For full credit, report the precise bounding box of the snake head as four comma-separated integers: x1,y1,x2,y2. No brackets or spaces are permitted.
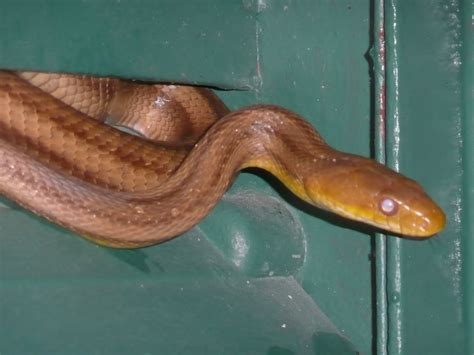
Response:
302,153,446,237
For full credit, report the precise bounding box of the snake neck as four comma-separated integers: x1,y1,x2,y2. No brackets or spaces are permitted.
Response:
237,105,329,204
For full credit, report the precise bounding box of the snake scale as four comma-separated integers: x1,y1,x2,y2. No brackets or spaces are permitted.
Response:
0,71,445,247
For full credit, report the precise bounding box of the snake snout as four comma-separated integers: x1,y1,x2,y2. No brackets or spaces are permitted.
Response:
396,191,446,237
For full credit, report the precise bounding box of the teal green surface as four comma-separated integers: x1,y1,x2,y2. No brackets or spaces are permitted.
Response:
0,211,357,355
0,0,470,354
461,0,473,352
384,0,471,354
0,1,366,353
241,2,375,353
0,0,258,88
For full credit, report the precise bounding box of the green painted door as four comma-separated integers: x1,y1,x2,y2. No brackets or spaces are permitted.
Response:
0,1,471,354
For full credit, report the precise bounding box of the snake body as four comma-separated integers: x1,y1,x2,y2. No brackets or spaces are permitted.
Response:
0,71,445,247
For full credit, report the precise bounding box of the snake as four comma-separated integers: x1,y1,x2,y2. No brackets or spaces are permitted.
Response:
0,71,445,248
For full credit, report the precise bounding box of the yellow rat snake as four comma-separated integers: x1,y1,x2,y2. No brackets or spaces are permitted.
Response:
0,71,445,248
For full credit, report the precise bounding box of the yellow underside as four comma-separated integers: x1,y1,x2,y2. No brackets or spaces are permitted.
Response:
241,159,312,204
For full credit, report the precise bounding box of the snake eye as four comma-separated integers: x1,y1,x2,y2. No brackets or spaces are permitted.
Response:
379,197,398,216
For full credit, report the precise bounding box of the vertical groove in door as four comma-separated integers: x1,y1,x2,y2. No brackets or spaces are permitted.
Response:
373,0,388,354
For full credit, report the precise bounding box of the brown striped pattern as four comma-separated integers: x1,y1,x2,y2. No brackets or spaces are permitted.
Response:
1,73,188,191
18,71,229,144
